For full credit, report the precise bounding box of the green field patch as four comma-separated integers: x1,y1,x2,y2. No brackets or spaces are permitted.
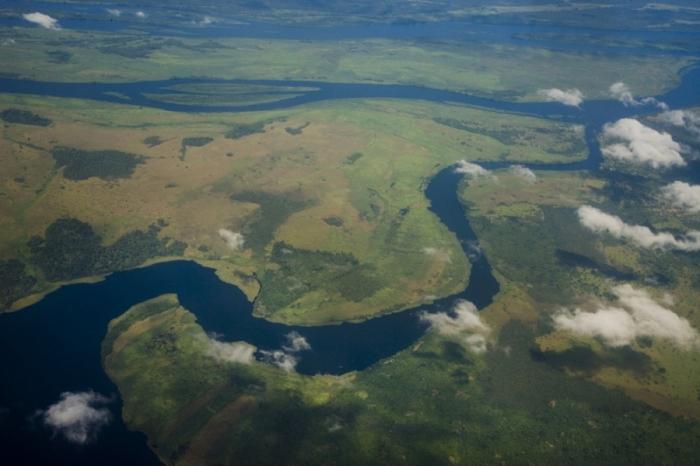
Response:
0,259,37,309
50,146,145,181
46,50,71,64
101,295,178,359
434,117,585,159
555,249,637,281
143,135,165,147
179,136,214,160
27,217,186,282
531,343,656,377
1,108,52,126
182,137,214,147
256,242,383,314
285,122,310,135
230,191,310,252
96,37,165,58
225,121,268,139
343,152,363,165
322,216,344,227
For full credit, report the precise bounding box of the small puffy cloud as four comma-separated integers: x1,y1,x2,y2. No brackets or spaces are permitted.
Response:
662,181,700,213
199,16,215,25
106,8,121,17
22,12,60,30
259,350,298,372
600,118,686,168
553,284,699,349
421,300,491,353
206,338,256,364
609,82,667,109
454,160,490,178
41,391,112,444
653,110,700,139
510,164,537,183
259,332,311,371
609,82,636,106
578,205,700,251
282,331,311,353
1,38,16,46
537,88,584,107
218,228,244,250
135,11,147,18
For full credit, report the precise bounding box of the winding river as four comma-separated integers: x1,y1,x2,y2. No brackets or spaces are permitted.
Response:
0,53,699,466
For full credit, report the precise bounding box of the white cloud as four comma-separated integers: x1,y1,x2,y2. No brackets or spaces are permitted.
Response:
553,284,699,349
218,228,244,250
609,82,636,106
1,38,16,46
22,12,60,30
199,16,215,25
41,391,112,444
653,110,700,139
106,8,121,17
510,164,537,183
537,88,584,107
600,118,686,168
282,331,311,353
420,300,491,353
258,332,311,371
259,350,298,372
662,181,700,213
578,205,700,251
135,11,147,18
454,160,490,178
609,82,667,109
206,338,256,364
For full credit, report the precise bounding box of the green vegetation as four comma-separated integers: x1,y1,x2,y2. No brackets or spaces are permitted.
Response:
103,295,700,466
51,146,145,181
0,259,37,309
1,108,52,126
285,122,310,135
460,171,611,304
344,152,363,165
225,121,269,139
27,217,186,282
143,135,165,147
323,216,344,227
97,37,165,58
230,191,310,252
180,137,213,160
434,117,586,159
46,50,71,64
257,242,383,315
181,137,213,148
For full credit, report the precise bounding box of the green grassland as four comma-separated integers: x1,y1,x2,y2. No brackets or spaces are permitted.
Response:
102,293,700,466
0,27,692,100
0,93,588,322
460,168,700,418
